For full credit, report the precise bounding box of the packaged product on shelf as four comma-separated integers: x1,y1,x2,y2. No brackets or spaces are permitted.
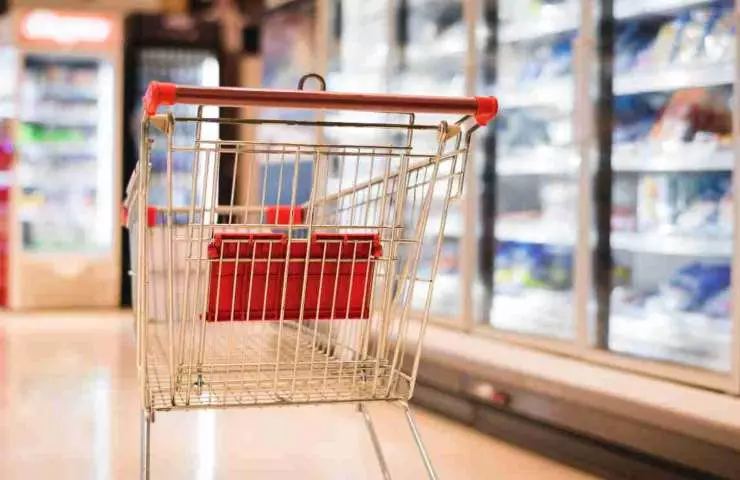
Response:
672,172,730,234
660,262,730,312
533,32,575,82
649,89,705,142
636,175,672,232
494,241,573,294
612,176,637,231
539,33,575,78
703,287,730,319
636,172,732,235
615,21,662,74
635,14,685,68
674,8,713,64
703,5,734,62
613,94,661,144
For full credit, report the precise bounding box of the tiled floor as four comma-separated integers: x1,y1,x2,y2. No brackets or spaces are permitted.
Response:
0,310,596,479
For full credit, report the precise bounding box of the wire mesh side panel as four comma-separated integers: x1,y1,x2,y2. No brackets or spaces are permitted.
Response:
138,112,471,410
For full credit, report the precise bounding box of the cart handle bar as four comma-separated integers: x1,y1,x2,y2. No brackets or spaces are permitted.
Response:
143,82,499,126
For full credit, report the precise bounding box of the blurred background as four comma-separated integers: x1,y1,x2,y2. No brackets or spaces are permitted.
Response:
1,0,740,478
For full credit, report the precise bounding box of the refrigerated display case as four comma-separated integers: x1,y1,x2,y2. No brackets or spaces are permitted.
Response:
481,0,580,339
322,2,740,474
0,45,14,307
473,0,739,387
5,9,122,309
121,13,224,306
389,0,472,320
395,0,467,96
310,0,740,386
599,0,736,372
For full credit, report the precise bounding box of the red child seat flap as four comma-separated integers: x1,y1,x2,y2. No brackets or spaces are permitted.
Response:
206,232,382,322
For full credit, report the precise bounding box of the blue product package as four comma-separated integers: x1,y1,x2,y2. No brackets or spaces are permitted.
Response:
636,15,685,68
703,287,731,319
615,22,661,74
664,262,731,311
613,95,661,144
494,241,517,293
540,33,575,79
521,243,545,285
668,13,692,63
673,172,731,232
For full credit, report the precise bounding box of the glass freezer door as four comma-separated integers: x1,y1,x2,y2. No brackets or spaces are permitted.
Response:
599,0,735,372
394,0,468,319
17,55,115,253
134,49,220,222
483,0,580,339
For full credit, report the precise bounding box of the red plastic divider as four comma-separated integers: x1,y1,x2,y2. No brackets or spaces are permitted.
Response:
206,232,382,322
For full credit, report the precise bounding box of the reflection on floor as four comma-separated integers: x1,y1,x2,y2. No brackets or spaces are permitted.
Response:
0,310,595,479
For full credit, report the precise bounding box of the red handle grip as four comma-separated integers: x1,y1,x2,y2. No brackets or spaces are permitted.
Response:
143,82,498,126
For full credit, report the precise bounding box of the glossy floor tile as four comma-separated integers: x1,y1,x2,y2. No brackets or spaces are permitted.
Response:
0,310,595,479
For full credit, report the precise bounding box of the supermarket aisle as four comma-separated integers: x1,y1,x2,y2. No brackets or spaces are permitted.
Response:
0,311,594,479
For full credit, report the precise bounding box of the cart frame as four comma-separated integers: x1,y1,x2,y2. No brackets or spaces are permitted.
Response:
124,74,496,479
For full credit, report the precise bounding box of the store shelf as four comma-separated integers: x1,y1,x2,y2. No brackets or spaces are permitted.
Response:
614,63,733,95
496,219,576,245
615,0,717,19
499,15,578,44
609,311,730,372
612,143,733,172
19,142,96,154
611,231,732,257
498,148,579,176
490,289,574,340
405,46,467,70
22,118,97,129
494,78,573,109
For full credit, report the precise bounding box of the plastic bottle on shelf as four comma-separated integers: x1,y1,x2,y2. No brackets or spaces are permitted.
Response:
637,175,672,232
703,6,734,63
674,8,712,65
636,14,685,69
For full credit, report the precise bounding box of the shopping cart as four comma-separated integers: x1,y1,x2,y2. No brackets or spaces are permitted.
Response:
123,74,497,479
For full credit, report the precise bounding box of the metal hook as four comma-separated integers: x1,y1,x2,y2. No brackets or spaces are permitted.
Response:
297,73,327,91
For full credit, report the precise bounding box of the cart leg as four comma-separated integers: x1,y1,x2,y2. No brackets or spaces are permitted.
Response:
400,402,439,480
358,403,392,480
141,410,152,480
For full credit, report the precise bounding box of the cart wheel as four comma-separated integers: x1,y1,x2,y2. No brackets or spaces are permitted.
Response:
194,374,206,387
